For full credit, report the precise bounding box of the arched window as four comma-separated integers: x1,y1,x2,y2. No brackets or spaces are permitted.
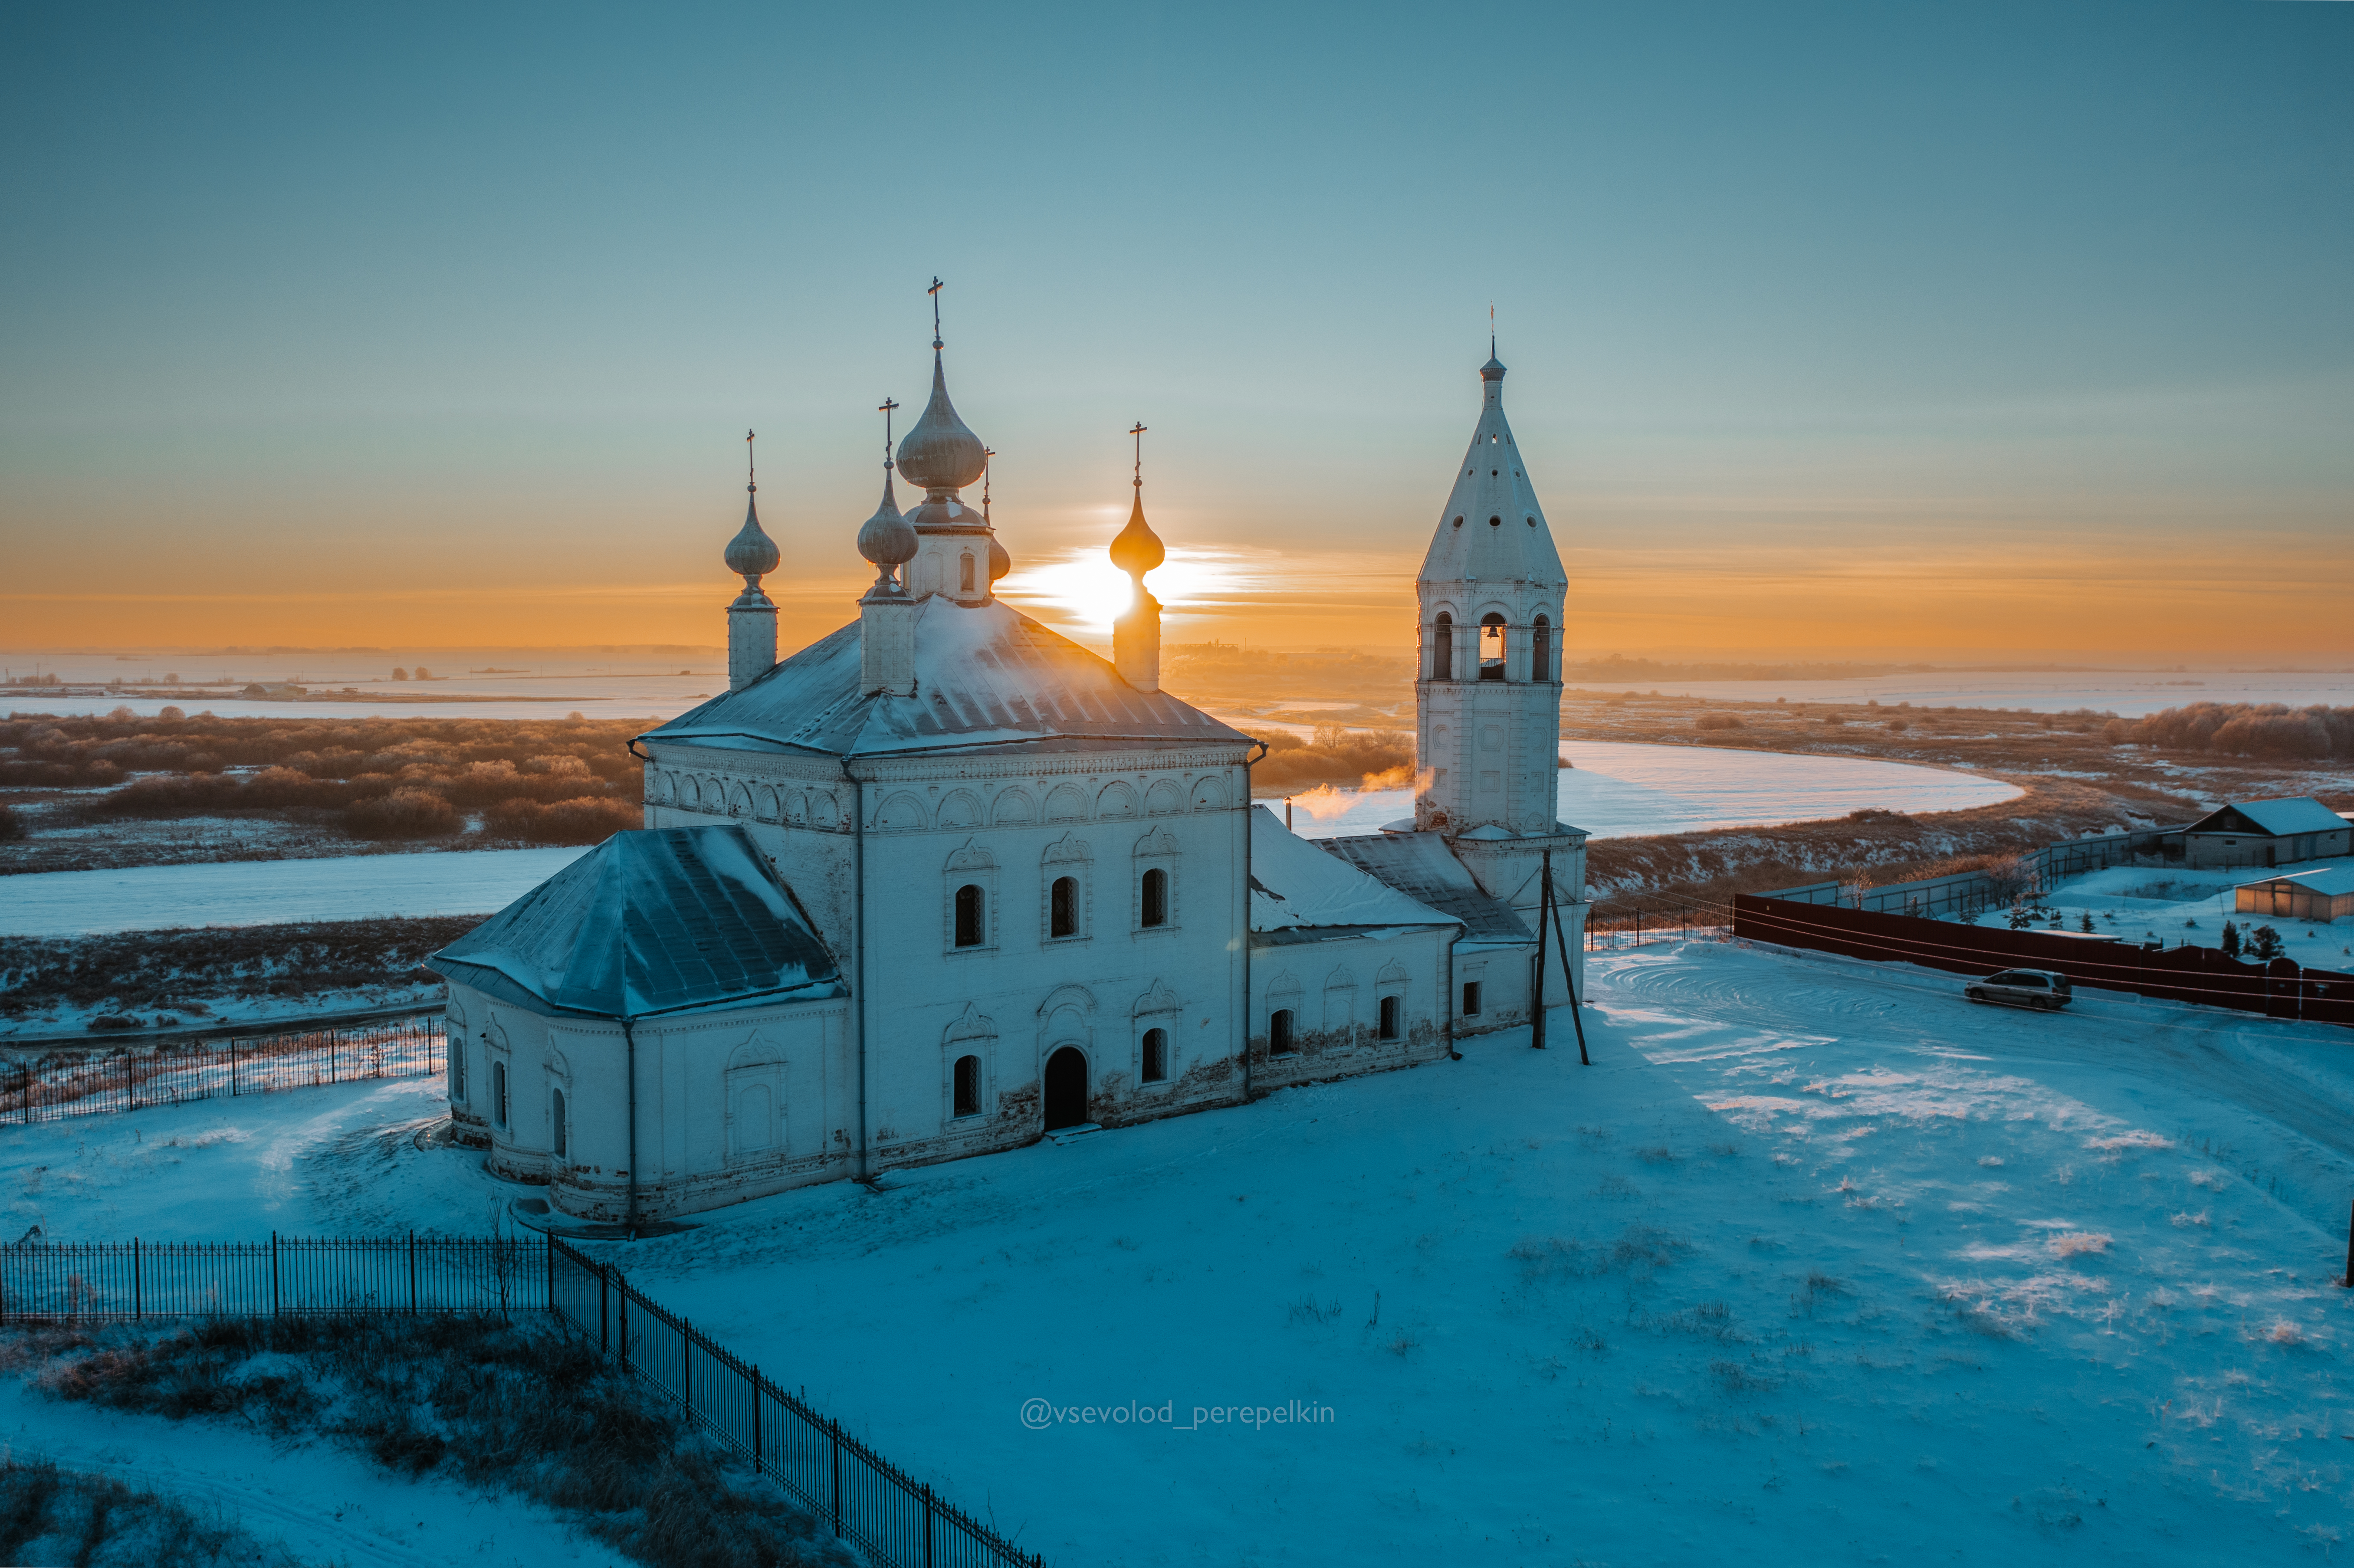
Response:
1142,1027,1168,1083
1140,867,1169,928
1378,996,1401,1040
960,553,976,592
954,884,986,947
492,1061,509,1128
450,1040,467,1104
551,1088,567,1158
953,1054,982,1118
1479,614,1507,682
1269,1009,1297,1056
1051,876,1079,938
1532,614,1551,683
1432,613,1453,681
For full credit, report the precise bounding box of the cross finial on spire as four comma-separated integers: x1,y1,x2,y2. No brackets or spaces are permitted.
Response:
878,398,900,469
746,428,756,493
982,447,995,522
1490,301,1496,358
1130,422,1147,489
927,276,944,349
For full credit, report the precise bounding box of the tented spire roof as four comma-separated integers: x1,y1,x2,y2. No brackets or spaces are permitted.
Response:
1418,353,1566,588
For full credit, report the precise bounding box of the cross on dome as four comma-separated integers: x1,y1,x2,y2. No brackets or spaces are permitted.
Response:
1109,422,1165,583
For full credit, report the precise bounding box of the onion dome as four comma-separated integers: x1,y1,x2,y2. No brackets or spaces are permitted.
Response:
725,489,780,581
987,533,1011,582
1109,485,1164,580
893,353,987,492
856,472,917,577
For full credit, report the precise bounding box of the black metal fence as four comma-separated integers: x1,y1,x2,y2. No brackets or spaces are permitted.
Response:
0,1234,531,1321
0,1015,444,1125
548,1237,1041,1568
0,1231,1045,1568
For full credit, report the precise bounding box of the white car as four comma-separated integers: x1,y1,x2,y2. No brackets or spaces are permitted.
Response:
1965,968,2073,1010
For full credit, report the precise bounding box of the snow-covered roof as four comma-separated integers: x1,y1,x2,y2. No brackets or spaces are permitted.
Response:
2237,865,2354,897
1249,807,1456,933
427,825,842,1020
2187,797,2350,838
643,596,1251,758
1316,831,1534,945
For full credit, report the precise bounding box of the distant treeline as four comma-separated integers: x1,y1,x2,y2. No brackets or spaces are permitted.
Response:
0,711,643,843
2106,702,2354,761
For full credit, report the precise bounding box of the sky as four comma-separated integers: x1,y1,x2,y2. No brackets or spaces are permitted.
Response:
3,1,2350,663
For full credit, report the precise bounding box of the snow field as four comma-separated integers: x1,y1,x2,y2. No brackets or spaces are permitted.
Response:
0,1378,607,1568
3,942,2352,1563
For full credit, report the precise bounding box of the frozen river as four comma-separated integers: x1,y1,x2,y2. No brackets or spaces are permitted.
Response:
0,846,592,938
2,744,2015,935
1284,738,2018,840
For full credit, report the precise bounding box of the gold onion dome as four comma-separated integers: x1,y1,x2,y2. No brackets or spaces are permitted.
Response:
724,489,780,580
893,353,987,493
856,472,918,572
1109,485,1164,579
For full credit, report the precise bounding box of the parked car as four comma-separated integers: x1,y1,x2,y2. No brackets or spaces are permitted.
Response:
1965,968,2074,1010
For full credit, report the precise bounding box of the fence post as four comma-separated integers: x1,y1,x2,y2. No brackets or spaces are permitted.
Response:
618,1273,628,1368
600,1263,609,1353
545,1234,554,1314
330,1030,338,1086
409,1230,417,1315
752,1365,762,1470
830,1417,843,1535
923,1482,934,1568
683,1318,691,1413
270,1231,279,1318
133,1238,141,1320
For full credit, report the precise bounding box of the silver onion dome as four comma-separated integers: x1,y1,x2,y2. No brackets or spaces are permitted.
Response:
724,491,780,581
893,353,987,493
856,472,918,577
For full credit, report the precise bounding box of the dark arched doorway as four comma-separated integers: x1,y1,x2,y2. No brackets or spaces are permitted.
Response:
1044,1047,1088,1131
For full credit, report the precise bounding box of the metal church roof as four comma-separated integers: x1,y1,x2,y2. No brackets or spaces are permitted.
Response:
1315,830,1534,945
427,825,842,1020
643,597,1252,758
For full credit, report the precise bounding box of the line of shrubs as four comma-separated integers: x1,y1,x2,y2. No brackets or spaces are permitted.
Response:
0,711,644,789
1254,725,1415,790
1,712,647,844
2104,702,2354,761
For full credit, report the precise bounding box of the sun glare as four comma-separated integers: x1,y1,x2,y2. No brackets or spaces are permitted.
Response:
998,547,1250,632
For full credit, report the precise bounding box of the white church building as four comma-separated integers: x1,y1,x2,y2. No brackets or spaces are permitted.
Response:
428,323,1592,1225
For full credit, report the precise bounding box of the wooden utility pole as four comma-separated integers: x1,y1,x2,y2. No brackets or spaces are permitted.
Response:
1532,849,1550,1050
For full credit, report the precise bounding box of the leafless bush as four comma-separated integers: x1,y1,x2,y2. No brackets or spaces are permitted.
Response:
0,1451,293,1567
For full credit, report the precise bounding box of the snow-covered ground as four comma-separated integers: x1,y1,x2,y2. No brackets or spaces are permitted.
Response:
0,1376,607,1568
0,846,592,938
1290,739,2020,840
8,941,2354,1563
1970,860,2354,971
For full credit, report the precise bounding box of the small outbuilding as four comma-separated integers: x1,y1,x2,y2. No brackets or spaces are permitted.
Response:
2235,865,2354,925
2180,797,2352,870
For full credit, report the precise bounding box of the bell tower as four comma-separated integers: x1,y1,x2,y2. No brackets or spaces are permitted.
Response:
1412,348,1586,982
